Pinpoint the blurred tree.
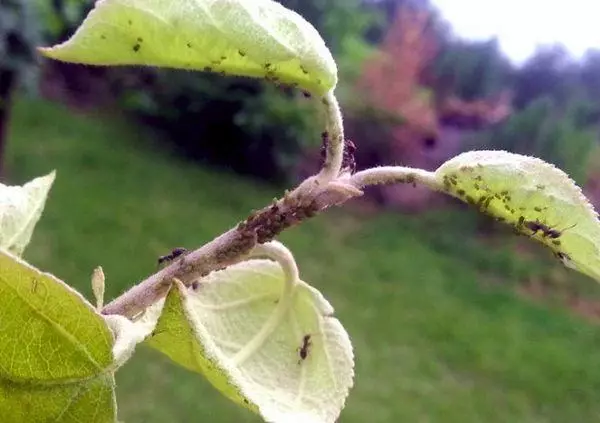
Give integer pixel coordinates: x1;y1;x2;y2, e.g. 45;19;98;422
512;45;577;109
578;49;600;126
0;0;40;179
434;38;513;102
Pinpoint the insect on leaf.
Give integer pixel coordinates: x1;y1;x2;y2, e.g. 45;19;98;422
38;0;338;96
435;150;600;282
142;259;354;423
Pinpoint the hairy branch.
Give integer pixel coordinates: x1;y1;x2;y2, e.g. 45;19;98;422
101;183;357;318
101;95;440;319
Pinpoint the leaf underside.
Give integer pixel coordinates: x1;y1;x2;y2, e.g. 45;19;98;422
39;0;338;96
145;260;354;423
0;171;55;256
436;150;600;282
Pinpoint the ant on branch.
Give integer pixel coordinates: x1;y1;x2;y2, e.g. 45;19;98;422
157;247;188;268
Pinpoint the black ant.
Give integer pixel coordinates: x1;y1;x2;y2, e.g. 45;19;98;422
523;220;576;239
157;247;188;267
297;334;312;363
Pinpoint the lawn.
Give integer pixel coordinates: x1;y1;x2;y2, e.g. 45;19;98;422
6;97;600;422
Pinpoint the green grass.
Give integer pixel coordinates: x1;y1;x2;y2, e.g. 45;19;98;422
7;97;600;422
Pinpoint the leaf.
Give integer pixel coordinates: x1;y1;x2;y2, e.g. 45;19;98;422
0;374;117;423
92;266;106;310
0;250;117;423
435;150;600;281
39;0;338;96
144;260;354;423
103;314;152;369
0;171;56;256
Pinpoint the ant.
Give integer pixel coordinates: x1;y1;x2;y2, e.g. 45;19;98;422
297;334;313;364
523;220;576;239
157;247;188;267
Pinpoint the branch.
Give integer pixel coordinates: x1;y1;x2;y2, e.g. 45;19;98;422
101;99;443;319
101;182;360;318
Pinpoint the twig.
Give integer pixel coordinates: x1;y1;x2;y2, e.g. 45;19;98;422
101;99;439;319
101;183;356;318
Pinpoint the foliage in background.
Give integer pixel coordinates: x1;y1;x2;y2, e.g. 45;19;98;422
0;0;41;178
434;38;513;101
34;0;93;43
118;71;319;180
465;96;596;185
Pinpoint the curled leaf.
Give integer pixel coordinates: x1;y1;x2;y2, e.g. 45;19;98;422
144;260;354;423
435;150;600;281
39;0;338;96
0;171;55;256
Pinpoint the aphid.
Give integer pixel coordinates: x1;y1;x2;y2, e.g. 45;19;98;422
555;251;572;263
297;334;312;363
157;247;188;267
523;220;576;239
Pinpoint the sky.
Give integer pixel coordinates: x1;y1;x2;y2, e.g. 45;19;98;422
429;0;600;64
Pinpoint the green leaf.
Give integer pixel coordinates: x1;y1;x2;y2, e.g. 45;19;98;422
143;260;354;423
0;251;117;422
39;0;338;96
0;171;56;256
0;374;117;423
435;150;600;281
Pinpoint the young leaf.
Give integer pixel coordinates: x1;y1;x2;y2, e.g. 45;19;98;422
0;171;55;256
435;150;600;281
39;0;338;96
92;266;105;310
0;251;117;422
143;260;354;423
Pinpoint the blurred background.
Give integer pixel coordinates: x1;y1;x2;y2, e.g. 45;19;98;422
4;0;600;421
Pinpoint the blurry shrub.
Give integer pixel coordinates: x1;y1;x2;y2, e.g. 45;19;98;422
0;0;41;176
1;0;40;72
119;70;318;180
115;0;378;181
434;38;513;101
34;0;93;43
465;96;596;185
512;45;577;109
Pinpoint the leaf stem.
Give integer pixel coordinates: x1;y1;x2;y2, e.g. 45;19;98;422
231;241;299;366
249;241;299;287
350;166;441;191
317;91;344;183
